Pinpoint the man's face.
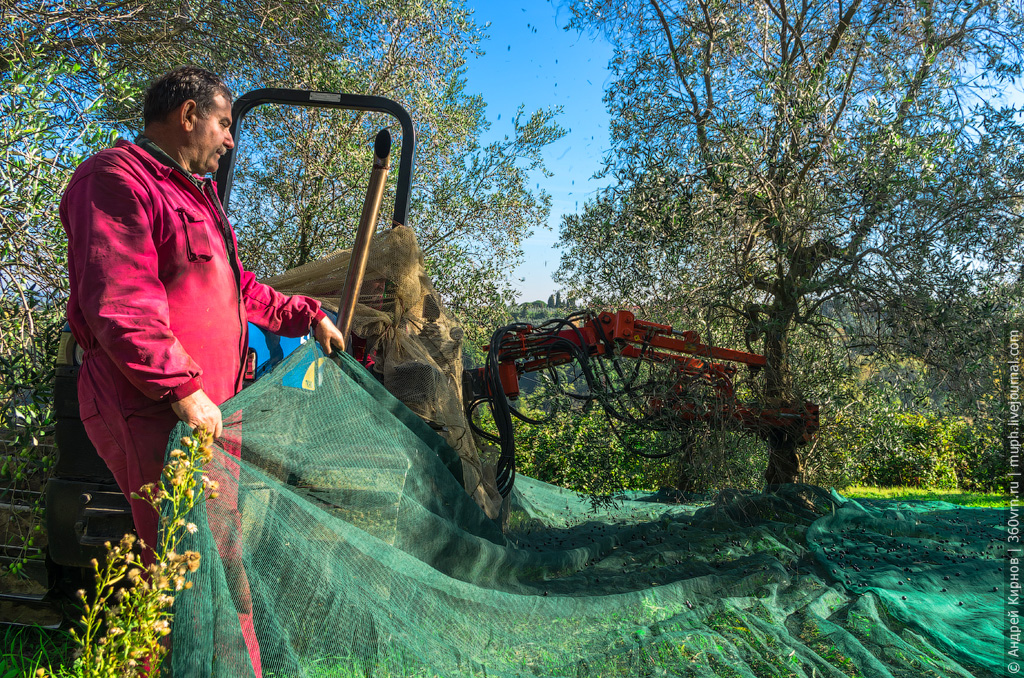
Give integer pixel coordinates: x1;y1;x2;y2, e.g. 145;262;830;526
186;94;234;175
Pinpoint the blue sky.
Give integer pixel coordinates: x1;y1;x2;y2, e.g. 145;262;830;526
462;2;614;303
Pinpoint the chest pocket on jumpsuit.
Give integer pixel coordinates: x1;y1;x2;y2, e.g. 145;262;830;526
176;207;214;262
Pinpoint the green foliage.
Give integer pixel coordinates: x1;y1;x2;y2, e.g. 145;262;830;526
511;403;662;499
0;625;73;677
844;485;1007;508
520;307;551;321
501;393;776;500
0;41;128;360
510;300;572;323
6;1;338;117
0;39;138;579
497;314;1004;496
852;411;1004;491
815;370;1007;492
855;412;961;490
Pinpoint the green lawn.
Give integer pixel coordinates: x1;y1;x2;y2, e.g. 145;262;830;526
842;485;1008;508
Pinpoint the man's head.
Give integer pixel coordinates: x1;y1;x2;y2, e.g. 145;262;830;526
142;67;235;175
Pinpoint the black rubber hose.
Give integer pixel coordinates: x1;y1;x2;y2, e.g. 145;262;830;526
467;398;501;443
487;325;519;497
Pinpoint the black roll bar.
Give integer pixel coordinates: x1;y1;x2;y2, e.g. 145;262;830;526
215;89;416;227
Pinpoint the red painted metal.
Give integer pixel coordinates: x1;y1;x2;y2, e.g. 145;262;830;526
483;310;819;444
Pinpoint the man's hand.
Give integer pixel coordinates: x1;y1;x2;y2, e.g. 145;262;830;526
313;315;346;356
171;389;223;438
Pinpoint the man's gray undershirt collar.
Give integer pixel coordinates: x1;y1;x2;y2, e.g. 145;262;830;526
134;135;206;189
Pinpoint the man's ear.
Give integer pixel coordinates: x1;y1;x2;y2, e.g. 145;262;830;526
179;100;199;132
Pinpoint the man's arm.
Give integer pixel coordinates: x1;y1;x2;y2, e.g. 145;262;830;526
239;271;345;354
64;168;204;401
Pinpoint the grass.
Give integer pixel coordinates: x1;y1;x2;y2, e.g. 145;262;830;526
0;624;74;677
841;485;1008;508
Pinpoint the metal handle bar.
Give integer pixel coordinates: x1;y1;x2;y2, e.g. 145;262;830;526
215;88;416;226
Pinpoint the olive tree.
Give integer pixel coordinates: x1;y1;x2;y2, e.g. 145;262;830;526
558;0;1024;483
4;0;564;343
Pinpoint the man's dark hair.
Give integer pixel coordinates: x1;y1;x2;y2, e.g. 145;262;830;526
143;66;233;127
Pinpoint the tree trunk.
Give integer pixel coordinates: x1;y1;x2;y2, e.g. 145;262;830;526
765;430;802;486
762;311;803;485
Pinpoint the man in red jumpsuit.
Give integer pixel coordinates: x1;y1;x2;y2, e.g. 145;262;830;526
61;67;344;673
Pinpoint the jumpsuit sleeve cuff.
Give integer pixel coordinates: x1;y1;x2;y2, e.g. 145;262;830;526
312;309;327;327
168;377;203;403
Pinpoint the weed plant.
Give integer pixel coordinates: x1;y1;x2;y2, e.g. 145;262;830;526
36;430;216;678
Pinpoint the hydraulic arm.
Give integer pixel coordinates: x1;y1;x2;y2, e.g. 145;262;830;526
466;310;819;497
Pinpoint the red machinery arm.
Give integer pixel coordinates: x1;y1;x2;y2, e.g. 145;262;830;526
482;310;819;443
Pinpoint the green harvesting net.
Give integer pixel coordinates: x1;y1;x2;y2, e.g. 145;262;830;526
165;340;1005;678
